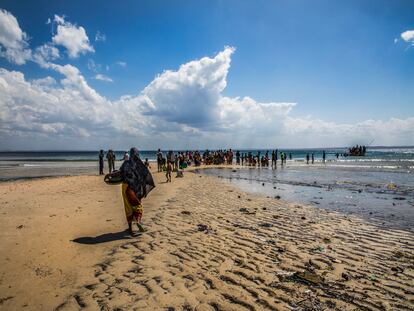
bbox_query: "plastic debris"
[387,183,397,190]
[197,224,209,233]
[259,223,273,228]
[287,271,324,285]
[341,272,350,281]
[311,246,325,253]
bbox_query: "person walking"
[166,161,172,182]
[120,148,155,235]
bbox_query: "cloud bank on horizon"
[0,8,413,150]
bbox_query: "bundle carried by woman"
[120,147,155,202]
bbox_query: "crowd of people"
[154,149,304,175]
[99,148,343,178]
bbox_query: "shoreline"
[0,167,413,310]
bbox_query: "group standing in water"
[306,150,326,164]
[237,150,290,168]
[101,148,337,178]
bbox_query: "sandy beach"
[0,167,413,311]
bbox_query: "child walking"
[166,161,172,182]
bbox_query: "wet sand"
[197,166,414,232]
[0,167,413,310]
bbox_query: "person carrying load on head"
[120,148,155,235]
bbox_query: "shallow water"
[196,163,414,231]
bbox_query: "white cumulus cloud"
[0,66,116,139]
[0,46,301,148]
[142,47,236,127]
[34,43,60,62]
[401,30,414,45]
[0,9,31,64]
[52,15,94,58]
[94,73,113,82]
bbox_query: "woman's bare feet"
[137,223,146,232]
[128,224,134,236]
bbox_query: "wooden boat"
[346,145,366,157]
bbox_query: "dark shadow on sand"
[72,229,135,245]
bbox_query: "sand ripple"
[56,173,414,311]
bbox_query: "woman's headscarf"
[120,147,155,199]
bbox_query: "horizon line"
[0,145,413,153]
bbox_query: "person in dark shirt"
[99,150,104,175]
[120,148,155,235]
[156,149,163,172]
[106,149,116,173]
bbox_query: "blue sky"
[0,0,413,149]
